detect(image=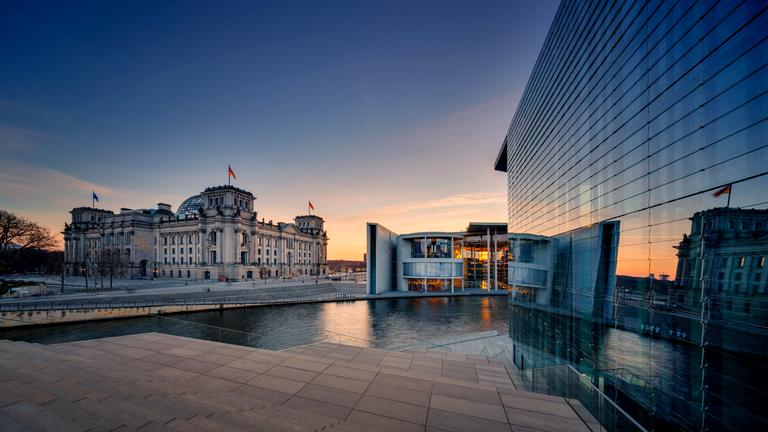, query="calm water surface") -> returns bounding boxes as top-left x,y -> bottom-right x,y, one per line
0,297 -> 509,349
